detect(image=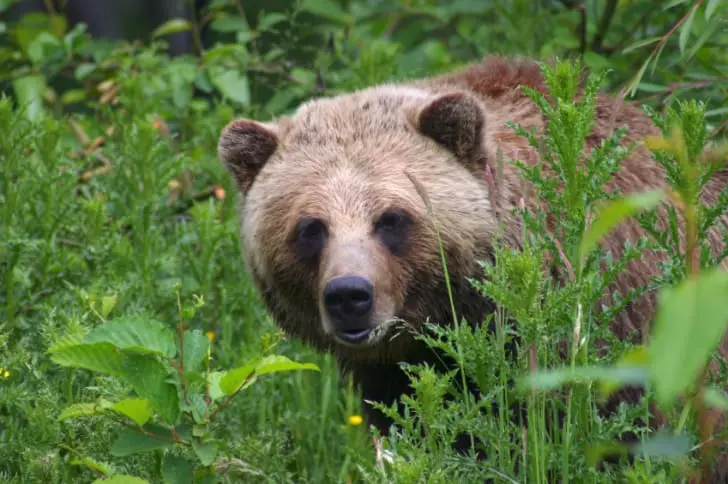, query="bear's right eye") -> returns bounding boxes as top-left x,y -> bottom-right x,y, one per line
294,217 -> 328,261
